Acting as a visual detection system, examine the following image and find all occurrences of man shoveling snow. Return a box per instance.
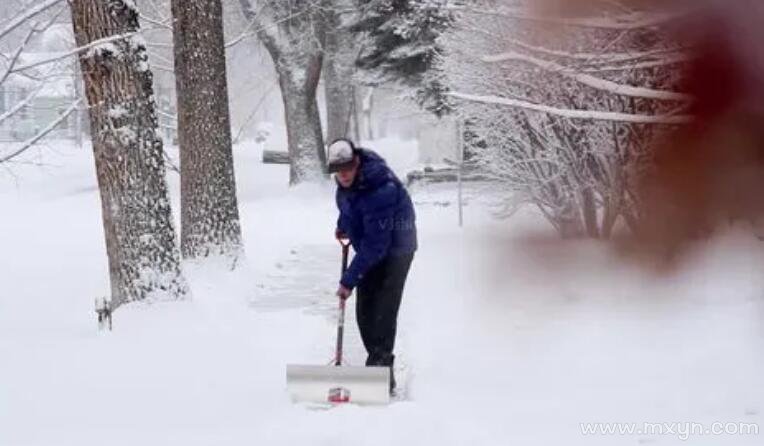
[328,138,417,395]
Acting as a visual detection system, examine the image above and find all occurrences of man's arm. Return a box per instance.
[339,183,397,290]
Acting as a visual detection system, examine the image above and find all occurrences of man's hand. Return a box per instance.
[336,285,352,300]
[335,228,348,241]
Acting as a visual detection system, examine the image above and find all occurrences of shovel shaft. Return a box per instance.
[335,299,346,366]
[341,243,349,273]
[335,242,350,366]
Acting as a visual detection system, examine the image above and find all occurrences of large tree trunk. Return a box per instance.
[70,0,188,307]
[275,53,326,184]
[323,6,356,143]
[171,0,243,260]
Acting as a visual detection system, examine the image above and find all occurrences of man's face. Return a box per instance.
[335,157,359,188]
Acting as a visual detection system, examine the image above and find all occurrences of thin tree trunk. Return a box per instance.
[557,200,585,239]
[70,0,188,307]
[361,86,374,140]
[171,0,243,260]
[581,187,599,238]
[601,199,618,239]
[351,85,361,141]
[238,0,327,185]
[275,54,326,184]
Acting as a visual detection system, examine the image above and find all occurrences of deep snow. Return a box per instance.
[1,137,763,445]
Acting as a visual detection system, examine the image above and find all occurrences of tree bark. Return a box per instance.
[171,0,243,260]
[323,6,356,143]
[275,53,326,184]
[70,0,188,307]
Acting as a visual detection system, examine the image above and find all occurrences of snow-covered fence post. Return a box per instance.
[70,0,188,307]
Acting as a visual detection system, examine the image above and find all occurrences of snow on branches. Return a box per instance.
[352,0,456,115]
[0,1,80,164]
[439,0,693,238]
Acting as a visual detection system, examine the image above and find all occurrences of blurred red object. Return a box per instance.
[528,0,764,271]
[531,0,764,261]
[639,0,764,257]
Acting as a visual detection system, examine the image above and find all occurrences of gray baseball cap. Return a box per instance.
[326,139,357,173]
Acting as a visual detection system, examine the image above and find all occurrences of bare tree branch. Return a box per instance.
[0,0,64,41]
[232,80,277,144]
[139,13,173,31]
[1,3,68,81]
[162,150,180,174]
[144,0,170,22]
[0,100,80,164]
[582,55,691,72]
[9,32,137,73]
[0,84,43,125]
[449,5,681,30]
[0,26,36,85]
[499,37,688,64]
[235,0,323,51]
[156,109,177,121]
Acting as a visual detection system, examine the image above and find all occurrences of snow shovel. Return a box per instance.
[286,239,390,405]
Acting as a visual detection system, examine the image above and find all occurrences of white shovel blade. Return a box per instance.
[286,364,390,405]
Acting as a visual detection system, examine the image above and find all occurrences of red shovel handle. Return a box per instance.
[337,237,350,273]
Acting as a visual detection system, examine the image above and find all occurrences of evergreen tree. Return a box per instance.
[352,0,455,115]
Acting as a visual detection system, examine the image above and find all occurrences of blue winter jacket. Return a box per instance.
[336,149,417,290]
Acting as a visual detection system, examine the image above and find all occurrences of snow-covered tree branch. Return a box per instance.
[0,0,64,41]
[447,4,681,30]
[448,92,692,124]
[0,100,79,163]
[0,1,84,163]
[478,52,691,101]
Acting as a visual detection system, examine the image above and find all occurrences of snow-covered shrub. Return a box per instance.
[439,0,691,238]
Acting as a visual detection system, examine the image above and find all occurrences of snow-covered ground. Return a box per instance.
[1,138,763,445]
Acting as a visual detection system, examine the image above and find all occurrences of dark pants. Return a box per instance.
[356,253,414,390]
